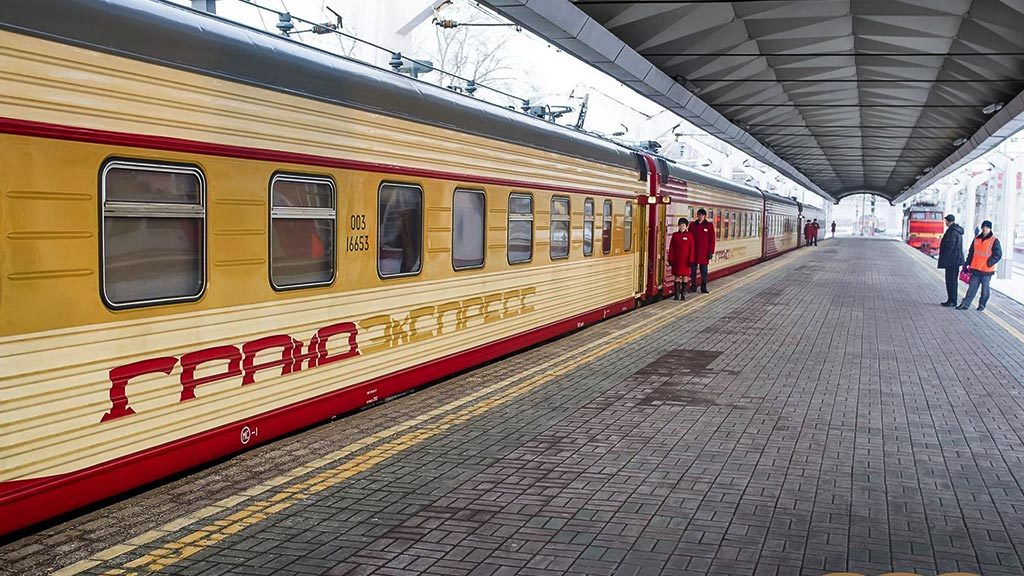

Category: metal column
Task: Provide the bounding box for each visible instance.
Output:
[999,155,1021,279]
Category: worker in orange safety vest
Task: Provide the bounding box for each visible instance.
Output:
[957,220,1003,311]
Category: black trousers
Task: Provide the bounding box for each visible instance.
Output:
[944,266,958,303]
[690,263,708,287]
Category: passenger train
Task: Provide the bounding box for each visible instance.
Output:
[0,0,827,534]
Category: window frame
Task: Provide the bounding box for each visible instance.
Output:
[583,197,594,257]
[602,199,613,255]
[99,158,207,310]
[377,181,424,279]
[549,196,571,261]
[507,192,535,265]
[451,188,487,271]
[268,172,337,291]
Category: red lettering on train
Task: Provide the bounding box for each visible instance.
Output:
[179,345,242,402]
[101,322,361,422]
[101,357,178,422]
[101,290,531,422]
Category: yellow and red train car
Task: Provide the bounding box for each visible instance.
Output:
[903,203,945,255]
[0,0,821,534]
[651,162,766,298]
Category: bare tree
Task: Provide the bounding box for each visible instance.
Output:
[418,5,515,93]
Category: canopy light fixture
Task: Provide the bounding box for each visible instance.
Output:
[953,137,967,147]
[673,75,702,95]
[983,102,1005,115]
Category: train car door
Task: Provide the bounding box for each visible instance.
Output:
[632,201,647,297]
[655,202,666,295]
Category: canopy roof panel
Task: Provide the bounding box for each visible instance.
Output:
[484,0,1024,202]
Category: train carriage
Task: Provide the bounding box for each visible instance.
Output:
[653,162,765,298]
[799,203,828,244]
[0,0,652,534]
[0,0,828,535]
[763,193,801,258]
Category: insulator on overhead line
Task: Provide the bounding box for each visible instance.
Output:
[435,18,459,29]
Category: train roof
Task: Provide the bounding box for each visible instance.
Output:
[762,191,800,207]
[655,157,765,200]
[0,0,639,174]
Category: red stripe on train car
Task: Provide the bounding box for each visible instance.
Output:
[0,297,636,536]
[0,117,635,199]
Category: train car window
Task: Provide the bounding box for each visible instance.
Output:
[101,160,205,308]
[624,201,634,252]
[583,198,594,257]
[734,212,739,238]
[723,211,730,239]
[550,196,570,260]
[378,183,423,277]
[602,200,612,254]
[689,207,695,220]
[270,174,336,290]
[715,209,722,239]
[453,189,486,270]
[508,193,534,264]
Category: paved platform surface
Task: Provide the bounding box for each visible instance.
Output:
[5,238,1024,576]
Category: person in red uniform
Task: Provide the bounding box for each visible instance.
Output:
[688,208,715,293]
[803,221,813,246]
[667,217,695,300]
[811,219,820,246]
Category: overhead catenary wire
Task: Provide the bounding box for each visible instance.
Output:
[232,0,529,106]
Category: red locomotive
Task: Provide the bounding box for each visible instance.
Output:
[903,203,945,256]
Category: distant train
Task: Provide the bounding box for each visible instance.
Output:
[0,0,827,534]
[903,203,945,255]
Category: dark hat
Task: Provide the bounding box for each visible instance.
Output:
[944,214,955,222]
[981,220,993,229]
[677,217,688,226]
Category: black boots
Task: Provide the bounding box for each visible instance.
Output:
[673,281,686,300]
[700,284,709,294]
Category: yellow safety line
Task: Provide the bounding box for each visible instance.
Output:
[899,241,1024,344]
[52,251,802,576]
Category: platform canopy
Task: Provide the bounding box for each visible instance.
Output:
[482,0,1024,203]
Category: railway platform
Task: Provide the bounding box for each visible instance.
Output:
[5,238,1024,576]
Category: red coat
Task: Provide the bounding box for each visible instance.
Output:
[804,223,813,240]
[688,219,715,264]
[667,230,695,276]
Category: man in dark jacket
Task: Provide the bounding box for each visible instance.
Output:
[958,220,1002,311]
[937,214,964,307]
[688,208,715,293]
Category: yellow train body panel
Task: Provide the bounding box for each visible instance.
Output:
[0,29,644,506]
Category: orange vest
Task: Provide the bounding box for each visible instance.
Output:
[970,235,997,273]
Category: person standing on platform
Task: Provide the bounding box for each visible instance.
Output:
[667,217,695,300]
[803,220,813,247]
[688,208,715,293]
[937,214,964,307]
[811,219,820,246]
[958,220,1002,311]
[831,221,836,238]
